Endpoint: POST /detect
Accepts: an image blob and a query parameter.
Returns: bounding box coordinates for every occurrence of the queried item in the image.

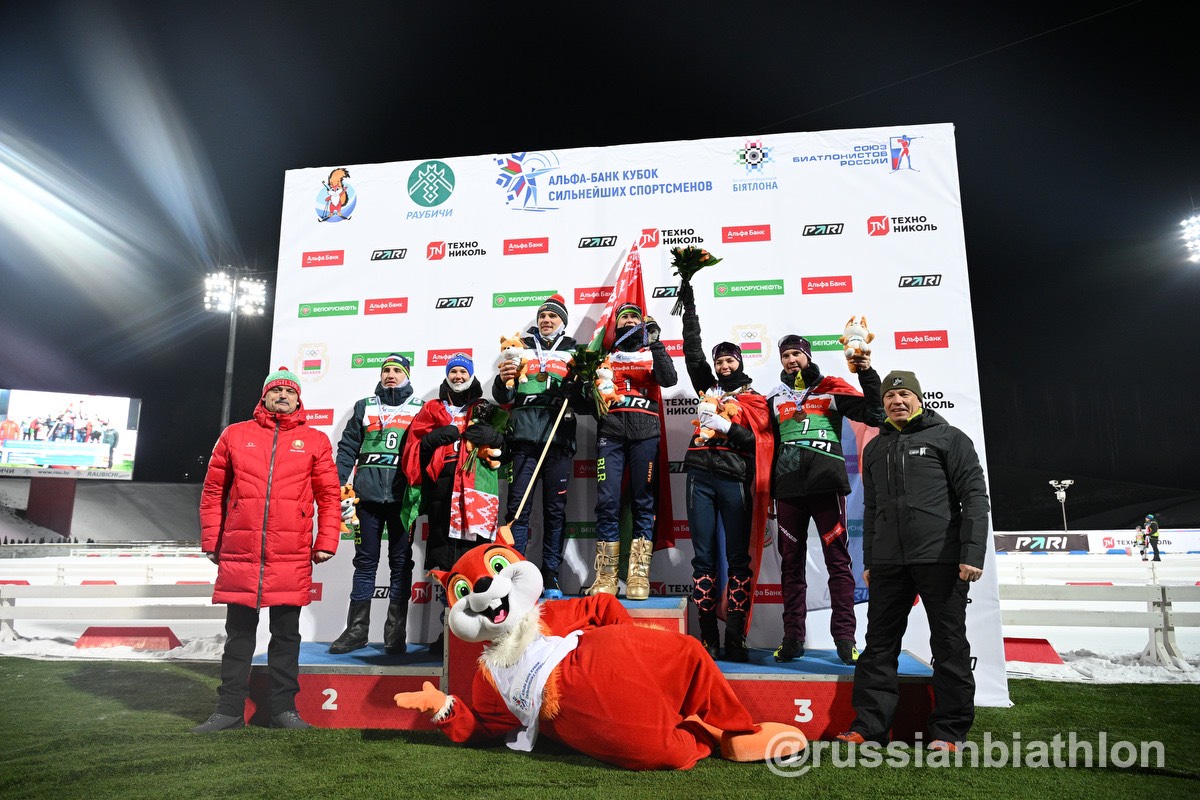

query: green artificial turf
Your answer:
[0,658,1196,800]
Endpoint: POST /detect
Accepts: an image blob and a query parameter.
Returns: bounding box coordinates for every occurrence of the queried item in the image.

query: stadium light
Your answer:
[1183,214,1200,263]
[204,269,268,430]
[1048,479,1074,532]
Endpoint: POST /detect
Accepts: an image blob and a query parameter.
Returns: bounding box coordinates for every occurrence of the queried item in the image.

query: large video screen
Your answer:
[0,389,140,480]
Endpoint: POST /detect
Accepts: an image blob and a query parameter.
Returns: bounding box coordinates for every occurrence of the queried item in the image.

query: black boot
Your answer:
[383,600,408,655]
[724,611,749,663]
[328,600,371,654]
[698,611,720,659]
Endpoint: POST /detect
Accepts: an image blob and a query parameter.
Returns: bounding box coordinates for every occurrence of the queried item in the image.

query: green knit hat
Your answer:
[262,366,302,397]
[881,370,922,401]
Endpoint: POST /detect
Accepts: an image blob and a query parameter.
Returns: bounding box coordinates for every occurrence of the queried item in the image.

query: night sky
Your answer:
[1,1,1196,529]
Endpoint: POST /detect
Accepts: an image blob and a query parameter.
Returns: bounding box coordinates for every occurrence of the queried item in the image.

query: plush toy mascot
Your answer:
[394,542,806,770]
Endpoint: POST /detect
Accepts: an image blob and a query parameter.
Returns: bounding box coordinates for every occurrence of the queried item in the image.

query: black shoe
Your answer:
[270,710,312,729]
[541,569,564,600]
[774,637,803,662]
[329,600,371,654]
[190,712,245,733]
[723,612,749,663]
[835,639,860,665]
[383,600,408,655]
[698,612,720,659]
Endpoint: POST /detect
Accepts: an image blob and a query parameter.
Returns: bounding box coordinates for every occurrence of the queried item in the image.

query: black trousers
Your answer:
[850,563,975,742]
[216,603,301,718]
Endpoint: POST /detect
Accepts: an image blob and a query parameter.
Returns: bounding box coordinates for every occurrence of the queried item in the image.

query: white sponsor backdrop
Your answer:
[269,123,1010,706]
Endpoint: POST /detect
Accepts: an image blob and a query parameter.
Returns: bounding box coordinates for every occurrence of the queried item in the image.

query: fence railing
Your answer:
[998,583,1200,670]
[0,583,224,641]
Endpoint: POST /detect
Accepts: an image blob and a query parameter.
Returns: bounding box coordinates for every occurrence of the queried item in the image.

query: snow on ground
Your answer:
[2,476,1198,685]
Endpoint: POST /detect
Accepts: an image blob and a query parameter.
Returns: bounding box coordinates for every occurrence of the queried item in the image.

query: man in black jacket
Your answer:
[329,353,425,655]
[493,294,578,597]
[838,370,990,752]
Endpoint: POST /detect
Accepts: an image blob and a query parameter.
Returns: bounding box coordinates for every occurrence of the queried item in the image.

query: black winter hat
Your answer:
[777,334,812,360]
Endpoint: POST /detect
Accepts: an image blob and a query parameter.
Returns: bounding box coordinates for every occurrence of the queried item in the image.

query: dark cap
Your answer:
[881,370,922,401]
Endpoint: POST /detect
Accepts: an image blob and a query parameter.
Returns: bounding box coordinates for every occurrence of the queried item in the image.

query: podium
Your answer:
[250,596,933,740]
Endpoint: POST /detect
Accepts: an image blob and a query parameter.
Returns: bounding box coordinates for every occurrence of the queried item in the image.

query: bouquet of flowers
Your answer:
[668,245,722,315]
[570,345,611,417]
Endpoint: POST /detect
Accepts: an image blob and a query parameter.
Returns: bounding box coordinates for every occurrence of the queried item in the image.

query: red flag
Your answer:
[588,246,648,353]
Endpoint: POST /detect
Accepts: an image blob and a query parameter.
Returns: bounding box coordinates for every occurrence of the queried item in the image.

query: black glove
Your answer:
[463,423,504,449]
[644,316,661,344]
[679,280,695,308]
[422,424,461,452]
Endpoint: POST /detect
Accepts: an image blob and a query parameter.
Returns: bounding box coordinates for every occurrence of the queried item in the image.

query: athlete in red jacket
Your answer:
[193,367,340,732]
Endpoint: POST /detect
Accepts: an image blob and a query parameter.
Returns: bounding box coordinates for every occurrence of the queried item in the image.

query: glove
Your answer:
[698,409,731,434]
[463,422,504,449]
[428,424,461,447]
[679,280,695,307]
[395,681,450,716]
[644,316,661,344]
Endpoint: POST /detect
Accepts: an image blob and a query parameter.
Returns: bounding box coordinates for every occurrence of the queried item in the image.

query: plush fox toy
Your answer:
[499,334,529,389]
[393,543,806,770]
[692,392,740,446]
[839,315,875,373]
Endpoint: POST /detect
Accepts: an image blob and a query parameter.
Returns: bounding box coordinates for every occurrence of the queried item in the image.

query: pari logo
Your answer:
[316,167,355,222]
[495,151,560,212]
[407,160,455,208]
[294,343,329,382]
[370,249,407,261]
[899,274,942,287]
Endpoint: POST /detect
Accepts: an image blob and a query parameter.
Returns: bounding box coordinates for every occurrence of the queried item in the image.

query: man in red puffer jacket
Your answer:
[192,366,341,732]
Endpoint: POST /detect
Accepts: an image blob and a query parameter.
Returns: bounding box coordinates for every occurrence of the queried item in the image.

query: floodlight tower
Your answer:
[1049,479,1074,532]
[204,269,268,430]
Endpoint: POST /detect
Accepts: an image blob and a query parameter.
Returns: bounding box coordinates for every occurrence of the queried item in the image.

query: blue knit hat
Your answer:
[446,352,474,377]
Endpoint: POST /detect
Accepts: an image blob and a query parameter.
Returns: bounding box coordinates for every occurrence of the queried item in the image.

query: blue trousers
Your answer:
[686,468,752,579]
[349,500,413,602]
[594,435,659,543]
[505,447,571,572]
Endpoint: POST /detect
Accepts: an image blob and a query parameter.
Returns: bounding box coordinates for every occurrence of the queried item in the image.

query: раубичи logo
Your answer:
[408,161,455,207]
[316,168,355,222]
[496,151,560,212]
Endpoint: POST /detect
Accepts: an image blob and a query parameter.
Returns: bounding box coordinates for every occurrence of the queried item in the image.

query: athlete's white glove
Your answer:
[698,409,731,434]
